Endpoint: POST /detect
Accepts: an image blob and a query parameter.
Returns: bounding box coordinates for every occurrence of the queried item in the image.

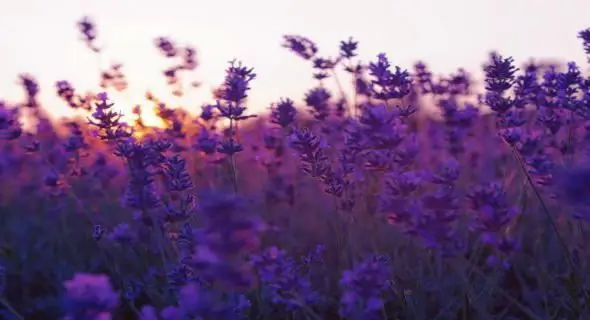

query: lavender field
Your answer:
[1,16,590,320]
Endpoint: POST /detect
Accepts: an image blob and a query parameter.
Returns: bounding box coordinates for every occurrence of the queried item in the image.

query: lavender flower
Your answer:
[162,154,193,192]
[289,127,331,179]
[468,182,520,265]
[88,93,133,141]
[219,60,256,105]
[19,74,40,108]
[77,16,100,52]
[184,191,265,290]
[63,273,118,320]
[193,127,218,155]
[339,37,358,59]
[251,246,321,310]
[282,35,318,60]
[340,255,392,320]
[368,53,412,100]
[270,98,297,128]
[4,15,590,320]
[304,87,332,120]
[578,28,590,56]
[155,37,177,58]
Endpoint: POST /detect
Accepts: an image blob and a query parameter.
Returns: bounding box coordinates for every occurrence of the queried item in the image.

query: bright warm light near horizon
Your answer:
[1,0,589,122]
[105,90,166,128]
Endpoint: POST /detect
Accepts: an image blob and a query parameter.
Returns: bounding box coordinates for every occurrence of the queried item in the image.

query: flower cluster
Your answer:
[2,14,590,320]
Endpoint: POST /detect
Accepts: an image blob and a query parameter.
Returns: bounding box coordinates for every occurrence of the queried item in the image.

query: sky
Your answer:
[0,0,589,124]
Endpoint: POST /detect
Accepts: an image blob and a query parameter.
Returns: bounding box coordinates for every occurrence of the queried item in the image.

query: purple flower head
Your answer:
[475,205,518,243]
[368,53,412,100]
[193,127,218,154]
[355,76,372,97]
[63,273,118,319]
[63,131,88,153]
[77,16,100,52]
[358,104,397,129]
[100,63,128,92]
[217,138,244,155]
[382,170,423,198]
[417,186,461,247]
[0,105,22,140]
[468,182,508,210]
[446,68,471,95]
[339,37,358,59]
[467,182,520,257]
[20,74,39,98]
[304,87,331,120]
[56,80,80,108]
[321,169,348,197]
[561,62,583,90]
[163,154,193,192]
[181,46,198,70]
[189,190,265,289]
[139,306,158,320]
[431,157,461,185]
[578,28,590,56]
[19,74,40,108]
[358,105,406,151]
[88,93,133,141]
[198,190,245,225]
[311,56,339,80]
[219,60,256,104]
[251,246,321,310]
[413,61,433,94]
[485,91,515,115]
[270,97,297,128]
[340,255,392,319]
[199,104,216,121]
[514,69,541,104]
[289,127,331,178]
[282,35,318,60]
[115,141,162,210]
[483,53,518,93]
[215,103,254,123]
[155,37,177,58]
[525,152,554,179]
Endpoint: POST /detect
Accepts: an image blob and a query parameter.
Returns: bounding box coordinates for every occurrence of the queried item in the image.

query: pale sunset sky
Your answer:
[0,0,589,123]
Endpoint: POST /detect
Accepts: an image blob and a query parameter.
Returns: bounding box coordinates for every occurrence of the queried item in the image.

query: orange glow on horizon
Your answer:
[1,0,589,127]
[105,90,167,129]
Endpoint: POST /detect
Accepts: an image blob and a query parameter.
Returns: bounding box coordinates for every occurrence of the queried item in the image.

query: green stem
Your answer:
[0,298,24,320]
